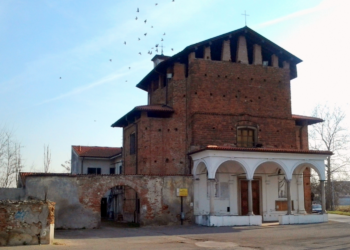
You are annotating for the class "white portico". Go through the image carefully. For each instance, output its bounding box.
[190,146,332,226]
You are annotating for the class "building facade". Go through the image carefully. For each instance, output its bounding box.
[112,26,331,226]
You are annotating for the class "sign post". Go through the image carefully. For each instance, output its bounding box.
[176,188,188,225]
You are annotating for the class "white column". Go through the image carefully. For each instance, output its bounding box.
[286,179,292,215]
[194,179,200,215]
[228,177,235,215]
[297,175,306,214]
[247,179,254,216]
[209,179,215,215]
[320,180,326,214]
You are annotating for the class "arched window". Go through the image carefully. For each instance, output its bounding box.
[237,127,256,147]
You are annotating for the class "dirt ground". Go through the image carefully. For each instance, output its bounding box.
[2,214,350,250]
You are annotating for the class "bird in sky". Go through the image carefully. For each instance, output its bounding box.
[171,48,174,51]
[144,19,147,23]
[156,49,158,52]
[139,52,142,55]
[144,33,147,36]
[110,59,112,62]
[138,38,141,41]
[59,77,61,79]
[125,80,128,82]
[163,33,166,35]
[151,26,153,28]
[155,3,158,5]
[155,44,159,47]
[161,38,163,41]
[137,8,139,12]
[124,41,126,45]
[129,67,131,69]
[135,17,138,20]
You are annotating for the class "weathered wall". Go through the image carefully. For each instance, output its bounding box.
[25,175,193,228]
[0,188,25,201]
[0,200,55,246]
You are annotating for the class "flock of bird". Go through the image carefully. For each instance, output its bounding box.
[60,1,176,84]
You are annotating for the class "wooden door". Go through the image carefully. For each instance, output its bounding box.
[240,180,260,215]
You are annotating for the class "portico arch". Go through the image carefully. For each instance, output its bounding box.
[291,161,324,180]
[193,160,209,179]
[212,158,249,179]
[253,159,290,179]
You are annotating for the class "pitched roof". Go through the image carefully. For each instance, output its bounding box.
[136,26,302,91]
[189,145,332,156]
[292,114,323,125]
[111,105,174,127]
[72,146,122,158]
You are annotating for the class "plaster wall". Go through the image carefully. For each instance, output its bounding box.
[24,175,193,229]
[0,200,55,246]
[0,188,25,201]
[194,171,303,222]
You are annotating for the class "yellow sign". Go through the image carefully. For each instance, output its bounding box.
[177,188,188,197]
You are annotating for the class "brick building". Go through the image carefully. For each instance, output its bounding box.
[112,26,332,226]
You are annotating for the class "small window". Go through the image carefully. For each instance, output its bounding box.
[87,168,101,175]
[119,165,123,174]
[130,133,136,155]
[110,168,115,174]
[237,128,255,147]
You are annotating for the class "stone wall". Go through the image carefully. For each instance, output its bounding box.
[24,175,193,229]
[0,188,25,201]
[0,200,55,246]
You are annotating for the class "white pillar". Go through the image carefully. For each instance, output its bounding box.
[320,180,326,214]
[247,179,254,215]
[228,178,235,215]
[297,175,306,214]
[209,179,215,215]
[236,36,249,64]
[286,179,292,215]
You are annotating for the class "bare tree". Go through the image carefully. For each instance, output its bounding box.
[0,127,24,187]
[61,160,71,173]
[309,104,350,210]
[43,144,51,173]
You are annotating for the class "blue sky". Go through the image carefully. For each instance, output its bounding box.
[1,0,348,172]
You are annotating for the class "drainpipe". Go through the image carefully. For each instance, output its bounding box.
[135,122,138,175]
[81,157,85,174]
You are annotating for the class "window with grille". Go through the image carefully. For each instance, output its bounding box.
[130,133,136,155]
[237,128,255,147]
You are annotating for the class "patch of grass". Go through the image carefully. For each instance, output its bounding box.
[328,211,350,216]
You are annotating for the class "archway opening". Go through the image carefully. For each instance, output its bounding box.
[293,163,322,214]
[101,185,140,226]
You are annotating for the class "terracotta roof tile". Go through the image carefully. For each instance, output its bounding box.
[72,146,122,158]
[134,105,174,112]
[189,145,332,155]
[292,114,323,125]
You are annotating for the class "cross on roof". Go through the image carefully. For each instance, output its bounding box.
[242,11,249,26]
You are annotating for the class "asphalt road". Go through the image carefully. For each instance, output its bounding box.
[3,215,350,250]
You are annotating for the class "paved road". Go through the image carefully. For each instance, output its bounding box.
[3,216,350,250]
[328,213,350,224]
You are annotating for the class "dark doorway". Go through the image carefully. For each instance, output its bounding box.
[240,180,260,215]
[101,198,108,218]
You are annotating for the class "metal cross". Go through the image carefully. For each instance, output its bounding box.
[160,43,165,55]
[242,11,249,26]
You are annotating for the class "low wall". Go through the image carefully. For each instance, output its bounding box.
[24,175,193,229]
[0,200,55,246]
[279,214,328,224]
[195,215,262,226]
[0,188,25,201]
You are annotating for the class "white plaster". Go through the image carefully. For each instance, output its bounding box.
[279,214,328,224]
[191,149,329,226]
[195,215,262,226]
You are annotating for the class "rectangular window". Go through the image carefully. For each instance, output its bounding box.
[87,168,101,175]
[130,133,136,155]
[237,128,255,147]
[110,168,115,174]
